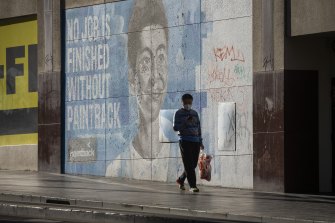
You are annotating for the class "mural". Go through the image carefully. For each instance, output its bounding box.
[159,109,179,143]
[0,20,38,146]
[65,0,253,188]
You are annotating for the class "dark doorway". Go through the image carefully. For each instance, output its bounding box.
[284,70,319,194]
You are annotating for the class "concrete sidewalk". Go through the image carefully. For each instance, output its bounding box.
[0,171,335,223]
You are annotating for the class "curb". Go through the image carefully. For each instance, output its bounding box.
[0,202,191,223]
[0,192,333,223]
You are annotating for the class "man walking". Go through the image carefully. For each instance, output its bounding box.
[173,94,204,192]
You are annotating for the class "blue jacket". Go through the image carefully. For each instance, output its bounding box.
[173,108,203,143]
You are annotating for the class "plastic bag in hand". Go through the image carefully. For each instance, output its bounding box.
[198,150,212,181]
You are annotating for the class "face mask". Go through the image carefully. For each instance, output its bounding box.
[183,104,192,110]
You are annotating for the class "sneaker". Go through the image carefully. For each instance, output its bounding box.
[176,179,185,190]
[189,187,200,193]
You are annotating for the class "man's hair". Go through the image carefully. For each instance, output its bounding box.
[182,93,193,101]
[128,0,168,84]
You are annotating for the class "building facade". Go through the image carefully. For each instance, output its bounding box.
[0,0,334,194]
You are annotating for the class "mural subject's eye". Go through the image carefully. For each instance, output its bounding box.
[139,56,151,74]
[156,53,166,74]
[157,53,165,64]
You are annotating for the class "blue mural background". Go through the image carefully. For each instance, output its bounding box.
[65,0,253,188]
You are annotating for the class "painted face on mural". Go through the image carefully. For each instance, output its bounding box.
[128,0,168,158]
[135,26,167,121]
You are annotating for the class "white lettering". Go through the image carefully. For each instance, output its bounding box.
[66,102,121,131]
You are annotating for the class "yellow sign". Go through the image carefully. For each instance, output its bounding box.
[0,19,38,146]
[0,20,38,110]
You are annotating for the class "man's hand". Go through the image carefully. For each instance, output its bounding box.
[187,115,193,121]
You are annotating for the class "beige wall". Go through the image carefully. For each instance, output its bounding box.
[0,0,36,19]
[0,145,38,171]
[253,0,285,73]
[290,0,335,36]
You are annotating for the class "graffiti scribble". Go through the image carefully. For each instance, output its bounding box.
[208,64,235,86]
[44,54,53,65]
[263,54,274,71]
[213,46,245,62]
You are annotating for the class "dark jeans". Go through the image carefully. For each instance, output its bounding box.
[178,140,201,188]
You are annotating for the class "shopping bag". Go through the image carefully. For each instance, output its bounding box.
[198,150,212,181]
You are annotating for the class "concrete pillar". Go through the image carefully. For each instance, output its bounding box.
[37,0,62,172]
[253,0,285,192]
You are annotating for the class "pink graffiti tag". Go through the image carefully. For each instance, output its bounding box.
[209,87,248,111]
[208,64,235,86]
[213,46,245,63]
